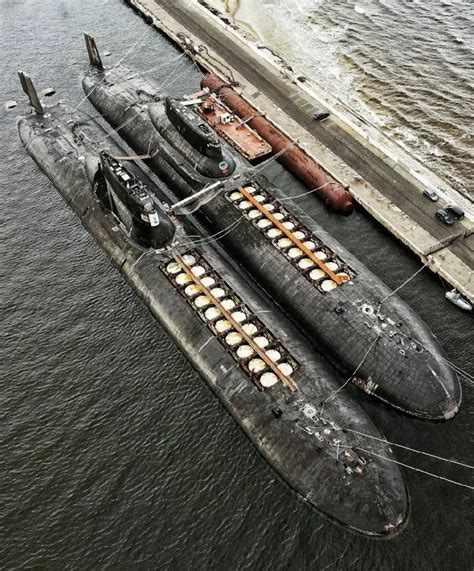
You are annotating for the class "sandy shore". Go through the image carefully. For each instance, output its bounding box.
[203,0,272,42]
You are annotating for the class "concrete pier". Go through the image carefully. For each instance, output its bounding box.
[122,0,473,302]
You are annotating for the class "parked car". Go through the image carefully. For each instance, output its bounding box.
[436,208,455,225]
[313,111,330,121]
[446,204,465,220]
[423,188,439,202]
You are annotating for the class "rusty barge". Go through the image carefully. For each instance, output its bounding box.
[198,75,353,213]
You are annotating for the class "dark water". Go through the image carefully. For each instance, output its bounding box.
[1,0,473,568]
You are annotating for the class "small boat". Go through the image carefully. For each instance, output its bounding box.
[445,289,472,311]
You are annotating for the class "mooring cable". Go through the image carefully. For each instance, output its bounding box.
[337,426,474,470]
[109,52,187,89]
[319,335,380,415]
[173,215,246,252]
[334,266,474,384]
[249,143,295,177]
[377,261,431,310]
[356,447,474,490]
[277,181,332,202]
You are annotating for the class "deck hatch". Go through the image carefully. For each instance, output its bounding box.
[226,183,356,292]
[162,249,299,391]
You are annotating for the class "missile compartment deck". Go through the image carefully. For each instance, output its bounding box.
[17,103,408,536]
[82,65,461,420]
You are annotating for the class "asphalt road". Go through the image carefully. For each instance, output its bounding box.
[157,0,473,270]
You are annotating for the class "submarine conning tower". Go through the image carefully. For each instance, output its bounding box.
[165,96,222,160]
[149,97,237,180]
[98,151,176,250]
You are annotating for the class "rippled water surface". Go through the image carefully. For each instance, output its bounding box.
[1,0,473,568]
[222,0,474,198]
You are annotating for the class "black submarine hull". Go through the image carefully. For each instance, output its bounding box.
[18,104,408,536]
[82,66,461,420]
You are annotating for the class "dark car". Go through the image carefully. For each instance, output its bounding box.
[423,188,439,202]
[313,111,330,121]
[446,204,465,220]
[436,208,455,225]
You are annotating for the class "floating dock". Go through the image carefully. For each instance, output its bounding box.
[122,0,474,303]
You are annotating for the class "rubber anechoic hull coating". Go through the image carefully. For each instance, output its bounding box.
[18,104,408,535]
[81,66,461,420]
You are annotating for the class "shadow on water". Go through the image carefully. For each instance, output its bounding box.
[1,0,472,568]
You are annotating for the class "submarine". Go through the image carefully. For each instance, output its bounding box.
[17,76,408,535]
[81,51,461,420]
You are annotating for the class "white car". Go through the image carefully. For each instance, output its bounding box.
[423,188,439,202]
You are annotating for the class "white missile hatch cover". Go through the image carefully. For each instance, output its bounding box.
[224,183,356,293]
[162,248,299,391]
